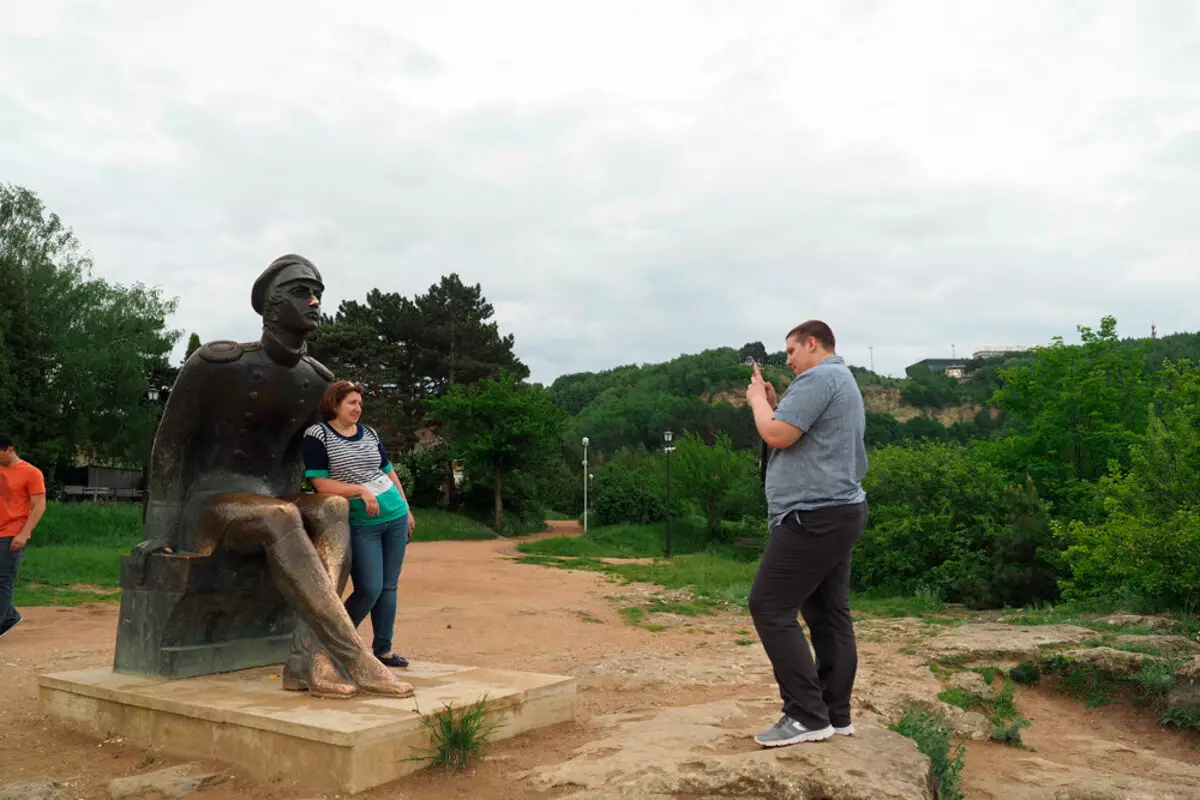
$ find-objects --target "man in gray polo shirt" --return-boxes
[745,319,868,747]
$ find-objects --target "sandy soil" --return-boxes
[1,530,1197,799]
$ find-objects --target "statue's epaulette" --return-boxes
[197,340,260,364]
[303,354,335,381]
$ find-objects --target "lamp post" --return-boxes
[582,437,589,535]
[663,430,675,557]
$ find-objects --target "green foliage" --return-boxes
[398,444,452,508]
[988,316,1150,516]
[0,184,180,476]
[1056,368,1200,610]
[670,431,763,537]
[591,447,671,526]
[901,364,966,408]
[888,707,966,800]
[1009,662,1041,685]
[426,373,564,529]
[310,275,528,452]
[856,442,1062,608]
[412,696,502,771]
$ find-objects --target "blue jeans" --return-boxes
[0,542,22,631]
[344,514,408,656]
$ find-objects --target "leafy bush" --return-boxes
[398,444,452,507]
[592,448,669,526]
[1057,387,1200,610]
[1009,662,1041,685]
[855,442,1063,608]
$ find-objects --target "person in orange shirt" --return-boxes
[0,433,46,639]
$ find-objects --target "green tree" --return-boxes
[987,316,1150,515]
[405,274,529,396]
[0,183,179,474]
[1056,359,1200,609]
[184,332,202,359]
[855,441,1062,608]
[426,372,564,529]
[671,431,761,537]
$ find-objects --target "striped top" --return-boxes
[302,422,408,526]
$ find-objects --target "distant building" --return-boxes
[971,346,1030,360]
[907,358,969,379]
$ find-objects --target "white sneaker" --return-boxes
[834,725,855,736]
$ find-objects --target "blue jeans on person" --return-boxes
[0,543,23,634]
[344,514,408,656]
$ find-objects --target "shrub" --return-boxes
[854,442,1063,608]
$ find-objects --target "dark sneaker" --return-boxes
[0,613,22,640]
[377,652,409,668]
[754,715,835,747]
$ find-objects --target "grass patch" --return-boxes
[410,508,501,542]
[997,602,1200,638]
[412,696,502,771]
[1039,654,1117,708]
[735,638,755,646]
[1162,706,1200,732]
[849,589,946,618]
[517,519,713,559]
[889,707,965,800]
[575,611,603,624]
[938,677,1031,748]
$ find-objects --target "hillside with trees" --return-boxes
[8,181,1200,615]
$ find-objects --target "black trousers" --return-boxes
[748,501,868,730]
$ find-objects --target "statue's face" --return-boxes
[268,278,324,335]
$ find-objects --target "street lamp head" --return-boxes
[582,436,589,448]
[663,430,673,443]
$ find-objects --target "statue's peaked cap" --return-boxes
[251,254,323,315]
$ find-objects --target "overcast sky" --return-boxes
[3,1,1198,383]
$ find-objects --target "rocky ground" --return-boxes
[1,535,1198,799]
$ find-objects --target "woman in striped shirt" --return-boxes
[303,380,415,668]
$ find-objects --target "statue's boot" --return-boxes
[342,649,416,697]
[265,529,414,698]
[282,648,359,699]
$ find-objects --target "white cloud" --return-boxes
[2,0,1198,384]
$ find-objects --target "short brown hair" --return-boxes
[786,320,836,351]
[320,380,363,421]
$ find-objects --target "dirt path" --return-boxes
[1,535,1197,799]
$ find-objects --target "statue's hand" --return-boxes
[130,538,175,585]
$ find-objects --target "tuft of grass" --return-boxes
[1009,662,1041,686]
[889,707,965,800]
[938,677,1030,748]
[411,696,502,771]
[1162,705,1200,732]
[1039,654,1116,708]
[974,667,1001,685]
[734,638,755,646]
[576,611,603,624]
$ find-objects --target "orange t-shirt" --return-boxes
[0,460,46,539]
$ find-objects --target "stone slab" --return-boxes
[38,661,575,795]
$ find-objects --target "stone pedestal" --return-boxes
[39,661,575,795]
[113,550,296,678]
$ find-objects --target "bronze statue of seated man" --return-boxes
[124,254,411,699]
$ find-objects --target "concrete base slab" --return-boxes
[38,662,576,795]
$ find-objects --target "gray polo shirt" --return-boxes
[765,355,867,527]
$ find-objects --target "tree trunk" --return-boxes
[707,501,718,536]
[494,465,503,530]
